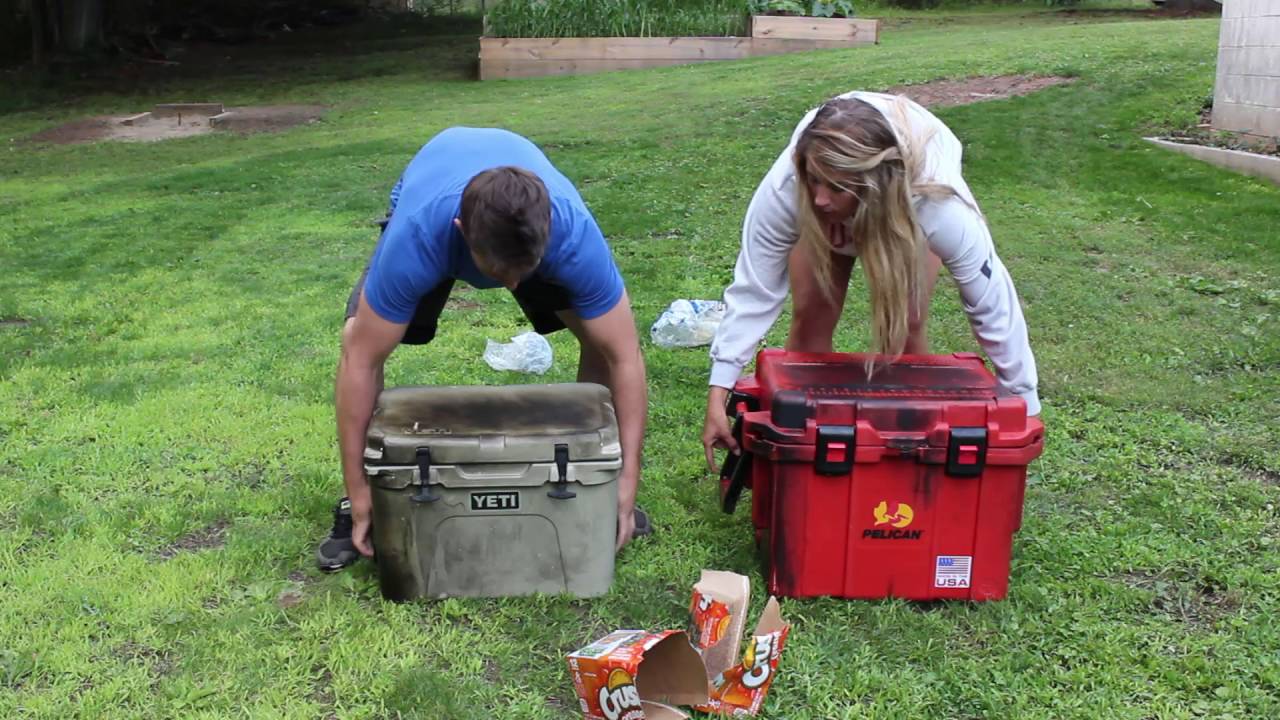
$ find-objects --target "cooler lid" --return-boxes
[743,350,1040,454]
[755,350,997,404]
[366,383,621,465]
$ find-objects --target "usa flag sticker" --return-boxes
[934,555,972,589]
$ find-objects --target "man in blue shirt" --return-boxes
[318,127,650,571]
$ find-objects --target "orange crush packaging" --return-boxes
[695,597,790,717]
[566,630,708,720]
[566,571,790,719]
[689,570,750,681]
[688,570,791,717]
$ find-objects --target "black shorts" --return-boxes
[344,267,572,345]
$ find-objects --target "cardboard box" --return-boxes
[567,571,790,719]
[688,570,790,716]
[566,630,708,720]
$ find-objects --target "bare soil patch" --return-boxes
[887,74,1076,109]
[1162,105,1279,158]
[157,519,230,559]
[26,104,326,145]
[1117,570,1241,626]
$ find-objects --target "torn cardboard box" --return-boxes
[566,630,707,720]
[689,571,790,717]
[566,571,790,719]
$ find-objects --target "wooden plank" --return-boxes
[750,15,879,44]
[480,36,857,61]
[480,36,758,62]
[480,58,721,80]
[478,34,870,80]
[152,103,226,118]
[746,38,860,56]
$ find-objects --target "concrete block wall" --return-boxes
[1213,0,1280,138]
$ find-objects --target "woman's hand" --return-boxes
[702,387,739,472]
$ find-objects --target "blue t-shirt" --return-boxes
[363,127,624,324]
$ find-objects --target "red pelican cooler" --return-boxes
[718,350,1045,601]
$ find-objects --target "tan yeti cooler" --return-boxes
[364,383,621,601]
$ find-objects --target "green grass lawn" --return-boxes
[2,6,1278,719]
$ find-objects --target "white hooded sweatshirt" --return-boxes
[708,91,1041,415]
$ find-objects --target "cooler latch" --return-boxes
[547,443,576,500]
[946,427,988,477]
[411,447,442,504]
[719,413,751,514]
[815,425,856,476]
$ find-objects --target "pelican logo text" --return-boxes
[598,669,644,720]
[741,634,776,689]
[470,491,520,511]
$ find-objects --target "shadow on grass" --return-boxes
[1,15,483,116]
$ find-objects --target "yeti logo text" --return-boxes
[470,491,520,511]
[598,669,643,720]
[741,634,776,689]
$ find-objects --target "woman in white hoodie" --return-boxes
[702,92,1041,469]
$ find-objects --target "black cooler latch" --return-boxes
[815,425,856,476]
[946,427,988,477]
[719,413,751,514]
[411,447,442,504]
[547,443,576,500]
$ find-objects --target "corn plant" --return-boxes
[486,0,753,38]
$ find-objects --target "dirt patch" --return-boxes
[886,75,1076,110]
[1250,468,1280,486]
[445,285,481,310]
[26,104,326,146]
[445,297,482,310]
[1117,571,1241,626]
[1062,6,1221,20]
[0,317,32,328]
[157,519,230,559]
[1219,456,1280,487]
[115,642,176,677]
[312,666,336,708]
[276,588,305,609]
[1161,105,1280,158]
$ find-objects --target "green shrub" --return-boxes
[748,0,856,17]
[486,0,752,38]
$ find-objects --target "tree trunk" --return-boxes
[61,0,104,52]
[28,0,46,65]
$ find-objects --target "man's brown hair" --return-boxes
[460,166,551,279]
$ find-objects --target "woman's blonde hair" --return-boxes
[794,96,958,362]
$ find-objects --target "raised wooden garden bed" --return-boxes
[479,16,879,80]
[750,15,879,42]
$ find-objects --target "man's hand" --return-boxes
[615,502,636,552]
[335,294,404,560]
[349,486,375,557]
[702,386,739,472]
[558,294,646,554]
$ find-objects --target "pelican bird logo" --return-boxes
[873,501,914,528]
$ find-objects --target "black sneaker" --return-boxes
[633,507,653,539]
[316,498,360,572]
